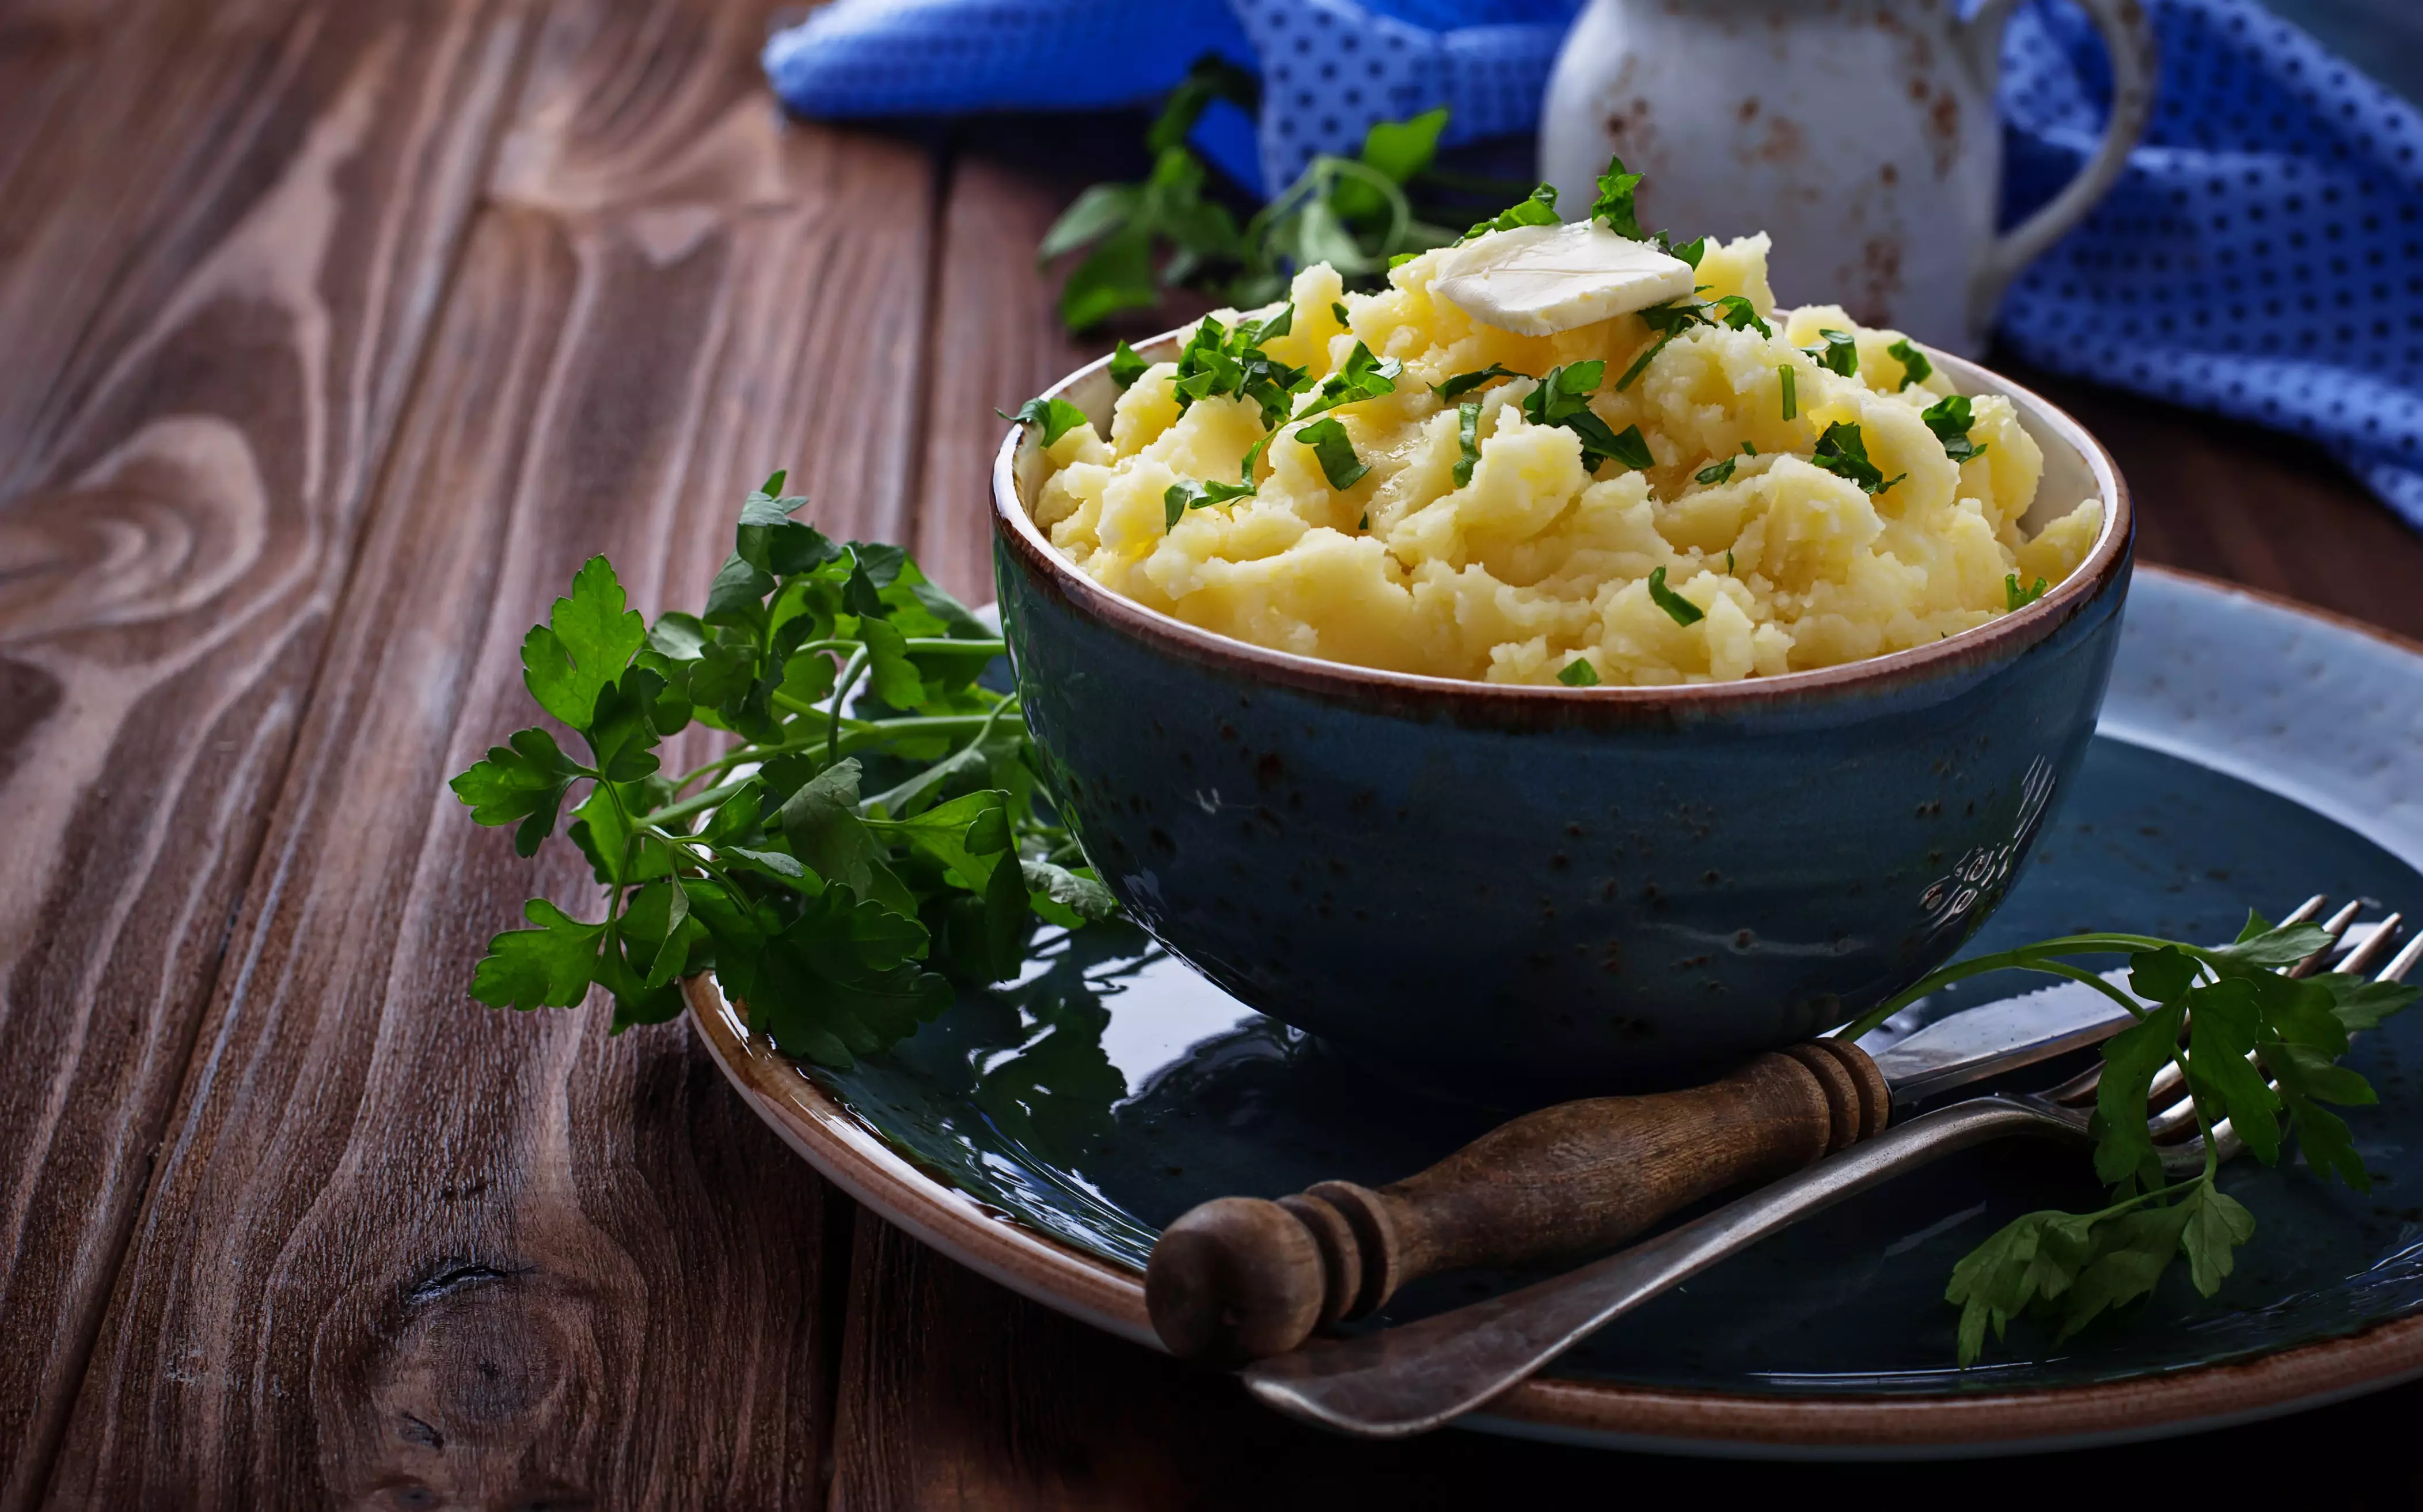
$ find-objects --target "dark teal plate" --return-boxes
[697,568,2423,1456]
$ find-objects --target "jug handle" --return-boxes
[1961,0,2158,338]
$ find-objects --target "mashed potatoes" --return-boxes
[1025,233,2102,686]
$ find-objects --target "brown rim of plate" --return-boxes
[682,739,2423,1456]
[989,332,2134,725]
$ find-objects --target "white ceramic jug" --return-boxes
[1539,0,2156,355]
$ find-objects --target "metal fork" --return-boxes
[1244,901,2423,1437]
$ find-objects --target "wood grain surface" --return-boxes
[0,2,526,1499]
[2,1,2422,1506]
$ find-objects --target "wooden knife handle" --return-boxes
[1143,1040,1889,1365]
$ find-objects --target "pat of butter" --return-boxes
[1431,222,1695,336]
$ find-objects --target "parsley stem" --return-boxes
[825,647,869,765]
[1834,934,2190,1042]
[643,777,753,831]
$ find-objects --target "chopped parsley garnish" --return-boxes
[1463,183,1561,241]
[1741,440,1758,455]
[1163,474,1255,529]
[1170,311,1312,428]
[1358,511,1369,530]
[1810,421,1904,495]
[998,396,1092,447]
[1163,434,1270,529]
[1557,656,1601,687]
[1647,566,1704,626]
[1726,549,1736,575]
[1921,393,1989,462]
[1454,401,1482,487]
[1296,340,1402,421]
[1296,417,1370,489]
[1617,299,1710,390]
[1604,424,1656,471]
[2006,573,2050,610]
[1712,294,1772,338]
[1670,235,1708,269]
[1108,340,1149,390]
[1433,363,1526,401]
[1590,157,1647,239]
[1888,337,1933,391]
[1331,301,1351,325]
[1804,328,1860,378]
[1695,457,1738,485]
[1520,361,1650,472]
[1779,364,1798,420]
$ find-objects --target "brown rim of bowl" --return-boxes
[989,329,2133,718]
[682,770,2423,1457]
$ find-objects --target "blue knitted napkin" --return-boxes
[765,0,2423,529]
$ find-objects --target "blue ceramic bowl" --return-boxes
[992,337,2133,1091]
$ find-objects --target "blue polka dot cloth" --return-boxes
[765,0,2423,529]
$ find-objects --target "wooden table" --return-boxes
[6,2,2423,1505]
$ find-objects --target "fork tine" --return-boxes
[2194,915,2416,1160]
[2290,901,2367,977]
[2054,896,2355,1110]
[2334,912,2405,979]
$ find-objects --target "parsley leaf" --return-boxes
[1810,422,1904,495]
[1803,328,1859,378]
[1433,364,1526,401]
[2006,573,2050,610]
[1590,156,1647,239]
[1464,183,1561,240]
[1711,294,1772,338]
[1670,235,1708,268]
[1000,396,1092,447]
[1921,393,1989,462]
[1646,566,1704,625]
[1296,417,1369,489]
[1108,340,1149,390]
[1521,362,1651,472]
[1557,656,1601,687]
[1454,400,1482,487]
[1695,457,1737,485]
[450,727,587,857]
[1296,340,1401,421]
[1889,337,1934,390]
[521,556,648,732]
[1331,301,1351,325]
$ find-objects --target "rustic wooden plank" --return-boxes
[41,0,937,1503]
[0,3,531,1501]
[910,150,1107,602]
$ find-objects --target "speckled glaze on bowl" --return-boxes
[992,335,2133,1088]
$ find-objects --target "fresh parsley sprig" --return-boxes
[1837,915,2417,1365]
[1042,59,1460,330]
[2006,572,2051,610]
[450,474,1118,1067]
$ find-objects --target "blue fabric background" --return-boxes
[764,1,2423,529]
